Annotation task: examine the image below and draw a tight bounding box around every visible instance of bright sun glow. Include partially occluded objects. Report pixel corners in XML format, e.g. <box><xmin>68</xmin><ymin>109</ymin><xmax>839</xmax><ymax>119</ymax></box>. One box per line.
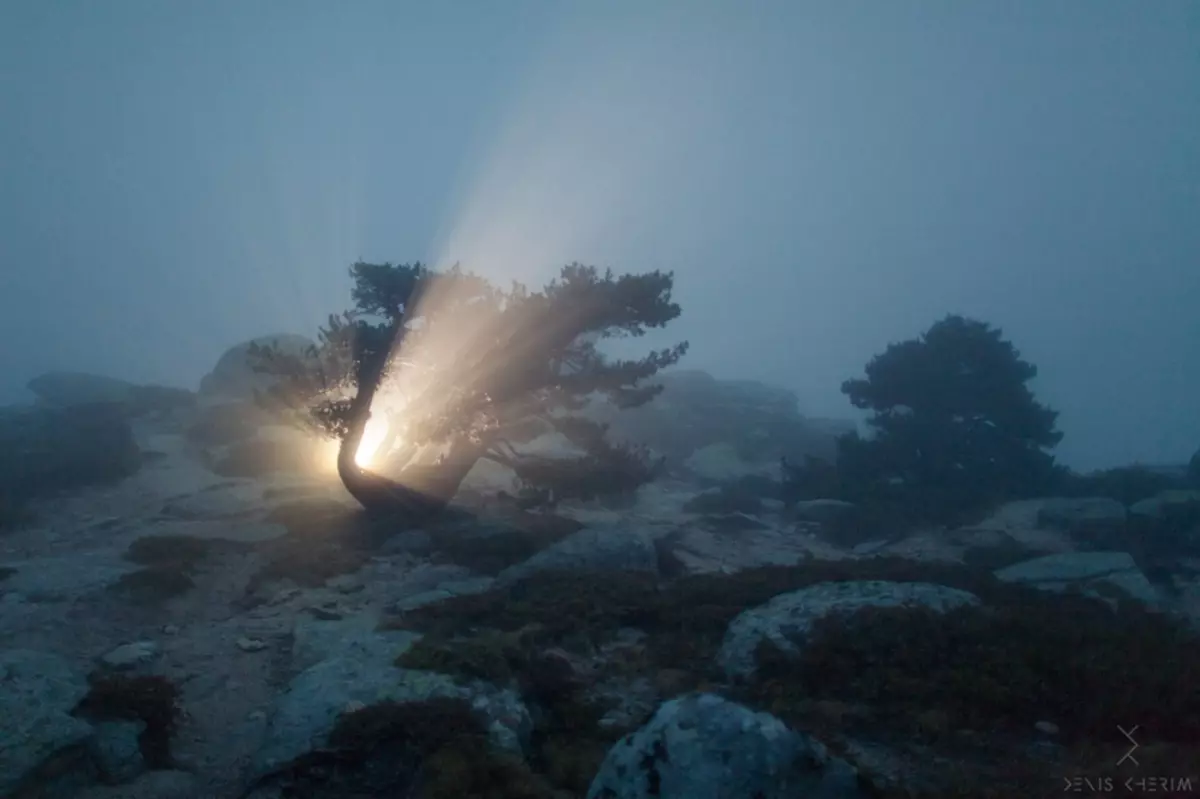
<box><xmin>355</xmin><ymin>413</ymin><xmax>391</xmax><ymax>468</ymax></box>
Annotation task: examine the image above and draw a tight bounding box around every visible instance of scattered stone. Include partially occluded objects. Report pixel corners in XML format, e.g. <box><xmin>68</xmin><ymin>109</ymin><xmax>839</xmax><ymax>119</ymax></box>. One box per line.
<box><xmin>101</xmin><ymin>641</ymin><xmax>160</xmax><ymax>670</ymax></box>
<box><xmin>306</xmin><ymin>606</ymin><xmax>344</xmax><ymax>621</ymax></box>
<box><xmin>161</xmin><ymin>625</ymin><xmax>179</xmax><ymax>635</ymax></box>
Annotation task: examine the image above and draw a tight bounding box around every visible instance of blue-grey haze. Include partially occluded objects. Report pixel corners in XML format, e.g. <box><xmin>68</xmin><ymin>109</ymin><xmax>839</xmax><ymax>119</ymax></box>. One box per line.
<box><xmin>1</xmin><ymin>0</ymin><xmax>1197</xmax><ymax>470</ymax></box>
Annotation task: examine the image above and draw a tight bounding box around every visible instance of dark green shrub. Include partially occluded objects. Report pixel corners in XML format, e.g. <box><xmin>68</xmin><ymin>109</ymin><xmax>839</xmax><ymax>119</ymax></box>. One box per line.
<box><xmin>0</xmin><ymin>403</ymin><xmax>141</xmax><ymax>507</ymax></box>
<box><xmin>759</xmin><ymin>593</ymin><xmax>1200</xmax><ymax>744</ymax></box>
<box><xmin>1058</xmin><ymin>464</ymin><xmax>1186</xmax><ymax>505</ymax></box>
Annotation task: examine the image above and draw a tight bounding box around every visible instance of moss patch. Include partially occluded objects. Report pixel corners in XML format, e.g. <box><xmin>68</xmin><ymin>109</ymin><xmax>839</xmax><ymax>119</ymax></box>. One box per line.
<box><xmin>73</xmin><ymin>674</ymin><xmax>180</xmax><ymax>768</ymax></box>
<box><xmin>397</xmin><ymin>626</ymin><xmax>541</xmax><ymax>685</ymax></box>
<box><xmin>429</xmin><ymin>511</ymin><xmax>584</xmax><ymax>575</ymax></box>
<box><xmin>107</xmin><ymin>566</ymin><xmax>195</xmax><ymax>602</ymax></box>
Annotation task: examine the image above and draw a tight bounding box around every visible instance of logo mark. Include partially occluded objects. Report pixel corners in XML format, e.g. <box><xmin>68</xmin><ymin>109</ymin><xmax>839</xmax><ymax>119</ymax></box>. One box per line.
<box><xmin>1116</xmin><ymin>725</ymin><xmax>1139</xmax><ymax>767</ymax></box>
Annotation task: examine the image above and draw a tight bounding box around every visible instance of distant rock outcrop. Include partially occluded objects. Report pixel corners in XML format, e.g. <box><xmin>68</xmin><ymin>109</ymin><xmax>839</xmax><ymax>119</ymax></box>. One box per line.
<box><xmin>586</xmin><ymin>369</ymin><xmax>854</xmax><ymax>474</ymax></box>
<box><xmin>198</xmin><ymin>333</ymin><xmax>319</xmax><ymax>399</ymax></box>
<box><xmin>26</xmin><ymin>371</ymin><xmax>195</xmax><ymax>417</ymax></box>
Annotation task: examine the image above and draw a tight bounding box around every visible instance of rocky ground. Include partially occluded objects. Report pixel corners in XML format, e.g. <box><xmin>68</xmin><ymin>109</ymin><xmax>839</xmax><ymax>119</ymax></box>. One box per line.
<box><xmin>2</xmin><ymin>404</ymin><xmax>1200</xmax><ymax>799</ymax></box>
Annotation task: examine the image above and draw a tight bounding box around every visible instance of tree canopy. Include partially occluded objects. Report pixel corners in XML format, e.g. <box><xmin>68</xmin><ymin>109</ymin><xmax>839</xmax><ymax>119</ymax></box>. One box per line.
<box><xmin>786</xmin><ymin>314</ymin><xmax>1062</xmax><ymax>524</ymax></box>
<box><xmin>252</xmin><ymin>261</ymin><xmax>687</xmax><ymax>516</ymax></box>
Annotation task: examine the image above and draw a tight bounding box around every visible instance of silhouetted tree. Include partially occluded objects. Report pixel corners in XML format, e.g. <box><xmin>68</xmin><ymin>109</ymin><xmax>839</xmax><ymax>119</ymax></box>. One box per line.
<box><xmin>786</xmin><ymin>314</ymin><xmax>1062</xmax><ymax>524</ymax></box>
<box><xmin>250</xmin><ymin>261</ymin><xmax>686</xmax><ymax>520</ymax></box>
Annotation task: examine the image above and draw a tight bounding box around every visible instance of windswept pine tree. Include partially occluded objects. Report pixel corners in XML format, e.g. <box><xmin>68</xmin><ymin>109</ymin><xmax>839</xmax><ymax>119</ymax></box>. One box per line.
<box><xmin>785</xmin><ymin>314</ymin><xmax>1063</xmax><ymax>524</ymax></box>
<box><xmin>250</xmin><ymin>261</ymin><xmax>687</xmax><ymax>520</ymax></box>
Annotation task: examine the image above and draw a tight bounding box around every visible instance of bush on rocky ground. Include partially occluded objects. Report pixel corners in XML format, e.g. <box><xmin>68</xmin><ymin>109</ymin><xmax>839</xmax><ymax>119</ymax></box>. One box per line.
<box><xmin>1056</xmin><ymin>464</ymin><xmax>1189</xmax><ymax>506</ymax></box>
<box><xmin>756</xmin><ymin>594</ymin><xmax>1200</xmax><ymax>742</ymax></box>
<box><xmin>379</xmin><ymin>556</ymin><xmax>1200</xmax><ymax>797</ymax></box>
<box><xmin>246</xmin><ymin>697</ymin><xmax>558</xmax><ymax>799</ymax></box>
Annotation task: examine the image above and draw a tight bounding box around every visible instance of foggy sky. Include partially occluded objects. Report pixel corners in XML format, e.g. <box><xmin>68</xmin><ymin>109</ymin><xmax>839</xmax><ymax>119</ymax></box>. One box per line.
<box><xmin>1</xmin><ymin>1</ymin><xmax>1197</xmax><ymax>471</ymax></box>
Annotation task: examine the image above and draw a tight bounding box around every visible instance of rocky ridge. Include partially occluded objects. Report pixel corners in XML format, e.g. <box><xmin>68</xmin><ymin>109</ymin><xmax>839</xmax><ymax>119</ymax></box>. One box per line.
<box><xmin>1</xmin><ymin>365</ymin><xmax>1199</xmax><ymax>798</ymax></box>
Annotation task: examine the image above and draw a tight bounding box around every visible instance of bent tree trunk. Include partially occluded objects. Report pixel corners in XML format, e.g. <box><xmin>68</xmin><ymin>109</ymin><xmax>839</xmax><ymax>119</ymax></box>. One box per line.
<box><xmin>335</xmin><ymin>382</ymin><xmax>484</xmax><ymax>521</ymax></box>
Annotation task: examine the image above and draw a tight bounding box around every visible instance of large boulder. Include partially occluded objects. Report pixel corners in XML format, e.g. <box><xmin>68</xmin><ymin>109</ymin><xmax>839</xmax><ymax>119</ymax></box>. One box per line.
<box><xmin>994</xmin><ymin>551</ymin><xmax>1163</xmax><ymax>608</ymax></box>
<box><xmin>717</xmin><ymin>580</ymin><xmax>980</xmax><ymax>681</ymax></box>
<box><xmin>198</xmin><ymin>334</ymin><xmax>319</xmax><ymax>399</ymax></box>
<box><xmin>1035</xmin><ymin>497</ymin><xmax>1127</xmax><ymax>539</ymax></box>
<box><xmin>0</xmin><ymin>403</ymin><xmax>141</xmax><ymax>505</ymax></box>
<box><xmin>586</xmin><ymin>693</ymin><xmax>863</xmax><ymax>799</ymax></box>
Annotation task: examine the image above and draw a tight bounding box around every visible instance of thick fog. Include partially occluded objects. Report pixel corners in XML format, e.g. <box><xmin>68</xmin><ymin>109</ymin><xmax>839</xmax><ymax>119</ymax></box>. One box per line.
<box><xmin>1</xmin><ymin>1</ymin><xmax>1197</xmax><ymax>471</ymax></box>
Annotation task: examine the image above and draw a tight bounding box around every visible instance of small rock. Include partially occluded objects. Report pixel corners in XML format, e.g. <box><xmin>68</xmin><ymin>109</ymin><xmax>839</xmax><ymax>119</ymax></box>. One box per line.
<box><xmin>1035</xmin><ymin>720</ymin><xmax>1060</xmax><ymax>736</ymax></box>
<box><xmin>307</xmin><ymin>606</ymin><xmax>344</xmax><ymax>621</ymax></box>
<box><xmin>237</xmin><ymin>637</ymin><xmax>268</xmax><ymax>653</ymax></box>
<box><xmin>248</xmin><ymin>710</ymin><xmax>267</xmax><ymax>722</ymax></box>
<box><xmin>101</xmin><ymin>641</ymin><xmax>160</xmax><ymax>670</ymax></box>
<box><xmin>161</xmin><ymin>624</ymin><xmax>180</xmax><ymax>635</ymax></box>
